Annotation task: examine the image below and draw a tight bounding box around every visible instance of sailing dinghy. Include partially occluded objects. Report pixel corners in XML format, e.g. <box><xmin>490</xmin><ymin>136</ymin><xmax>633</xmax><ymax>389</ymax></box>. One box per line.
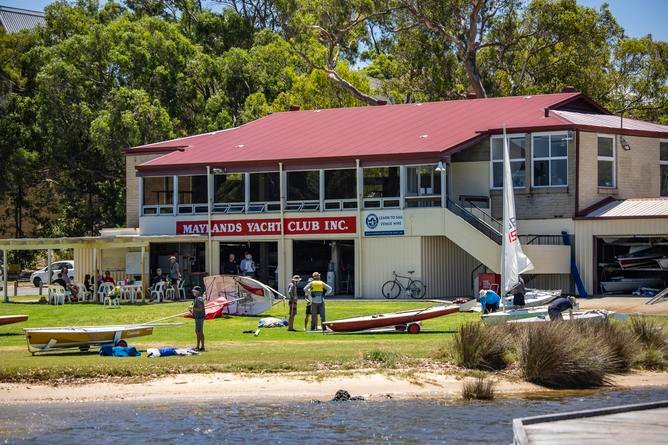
<box><xmin>24</xmin><ymin>324</ymin><xmax>158</xmax><ymax>354</ymax></box>
<box><xmin>323</xmin><ymin>305</ymin><xmax>459</xmax><ymax>334</ymax></box>
<box><xmin>0</xmin><ymin>315</ymin><xmax>28</xmax><ymax>326</ymax></box>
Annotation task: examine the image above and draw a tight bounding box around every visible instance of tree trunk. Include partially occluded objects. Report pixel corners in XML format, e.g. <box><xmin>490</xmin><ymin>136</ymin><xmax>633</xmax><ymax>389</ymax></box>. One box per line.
<box><xmin>461</xmin><ymin>50</ymin><xmax>487</xmax><ymax>98</ymax></box>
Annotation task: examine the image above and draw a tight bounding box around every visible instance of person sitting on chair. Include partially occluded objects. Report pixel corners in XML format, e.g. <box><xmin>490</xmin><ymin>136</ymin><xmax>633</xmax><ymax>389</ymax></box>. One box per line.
<box><xmin>52</xmin><ymin>273</ymin><xmax>67</xmax><ymax>288</ymax></box>
<box><xmin>151</xmin><ymin>268</ymin><xmax>163</xmax><ymax>287</ymax></box>
<box><xmin>479</xmin><ymin>289</ymin><xmax>501</xmax><ymax>314</ymax></box>
<box><xmin>102</xmin><ymin>270</ymin><xmax>115</xmax><ymax>285</ymax></box>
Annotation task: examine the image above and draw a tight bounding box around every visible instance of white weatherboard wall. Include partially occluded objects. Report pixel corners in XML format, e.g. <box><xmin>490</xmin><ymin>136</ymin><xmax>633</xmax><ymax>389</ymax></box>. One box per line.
<box><xmin>361</xmin><ymin>236</ymin><xmax>421</xmax><ymax>298</ymax></box>
<box><xmin>421</xmin><ymin>236</ymin><xmax>480</xmax><ymax>298</ymax></box>
<box><xmin>574</xmin><ymin>218</ymin><xmax>668</xmax><ymax>295</ymax></box>
<box><xmin>450</xmin><ymin>161</ymin><xmax>489</xmax><ymax>202</ymax></box>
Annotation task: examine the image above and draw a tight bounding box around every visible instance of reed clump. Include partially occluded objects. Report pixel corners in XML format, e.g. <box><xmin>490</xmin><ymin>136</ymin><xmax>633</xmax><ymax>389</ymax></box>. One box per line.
<box><xmin>452</xmin><ymin>322</ymin><xmax>511</xmax><ymax>370</ymax></box>
<box><xmin>629</xmin><ymin>317</ymin><xmax>667</xmax><ymax>370</ymax></box>
<box><xmin>461</xmin><ymin>377</ymin><xmax>495</xmax><ymax>400</ymax></box>
<box><xmin>575</xmin><ymin>321</ymin><xmax>639</xmax><ymax>373</ymax></box>
<box><xmin>516</xmin><ymin>322</ymin><xmax>619</xmax><ymax>389</ymax></box>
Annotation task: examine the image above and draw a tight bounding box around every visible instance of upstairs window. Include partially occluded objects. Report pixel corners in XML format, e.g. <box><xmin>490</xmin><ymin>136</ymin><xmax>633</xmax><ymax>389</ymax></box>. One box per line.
<box><xmin>214</xmin><ymin>173</ymin><xmax>244</xmax><ymax>203</ymax></box>
<box><xmin>249</xmin><ymin>172</ymin><xmax>279</xmax><ymax>202</ymax></box>
<box><xmin>661</xmin><ymin>141</ymin><xmax>668</xmax><ymax>197</ymax></box>
<box><xmin>597</xmin><ymin>135</ymin><xmax>616</xmax><ymax>188</ymax></box>
<box><xmin>490</xmin><ymin>135</ymin><xmax>526</xmax><ymax>189</ymax></box>
<box><xmin>143</xmin><ymin>176</ymin><xmax>173</xmax><ymax>205</ymax></box>
<box><xmin>406</xmin><ymin>166</ymin><xmax>442</xmax><ymax>196</ymax></box>
<box><xmin>178</xmin><ymin>175</ymin><xmax>207</xmax><ymax>204</ymax></box>
<box><xmin>325</xmin><ymin>169</ymin><xmax>356</xmax><ymax>200</ymax></box>
<box><xmin>287</xmin><ymin>170</ymin><xmax>319</xmax><ymax>201</ymax></box>
<box><xmin>532</xmin><ymin>133</ymin><xmax>569</xmax><ymax>187</ymax></box>
<box><xmin>363</xmin><ymin>167</ymin><xmax>400</xmax><ymax>198</ymax></box>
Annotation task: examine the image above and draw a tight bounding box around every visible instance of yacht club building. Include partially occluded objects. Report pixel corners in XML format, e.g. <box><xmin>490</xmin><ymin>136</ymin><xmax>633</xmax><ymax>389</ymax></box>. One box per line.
<box><xmin>2</xmin><ymin>90</ymin><xmax>667</xmax><ymax>298</ymax></box>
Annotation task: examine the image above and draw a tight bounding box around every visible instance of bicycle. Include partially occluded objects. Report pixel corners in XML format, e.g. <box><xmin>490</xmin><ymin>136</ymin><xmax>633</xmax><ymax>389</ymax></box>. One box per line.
<box><xmin>381</xmin><ymin>270</ymin><xmax>426</xmax><ymax>299</ymax></box>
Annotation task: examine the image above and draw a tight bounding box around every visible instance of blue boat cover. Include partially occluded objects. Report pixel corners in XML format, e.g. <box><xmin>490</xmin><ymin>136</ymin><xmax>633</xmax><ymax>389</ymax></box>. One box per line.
<box><xmin>99</xmin><ymin>346</ymin><xmax>141</xmax><ymax>357</ymax></box>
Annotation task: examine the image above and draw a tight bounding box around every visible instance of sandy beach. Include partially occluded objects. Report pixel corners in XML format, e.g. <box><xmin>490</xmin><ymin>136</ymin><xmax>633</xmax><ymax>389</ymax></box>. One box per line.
<box><xmin>1</xmin><ymin>370</ymin><xmax>667</xmax><ymax>405</ymax></box>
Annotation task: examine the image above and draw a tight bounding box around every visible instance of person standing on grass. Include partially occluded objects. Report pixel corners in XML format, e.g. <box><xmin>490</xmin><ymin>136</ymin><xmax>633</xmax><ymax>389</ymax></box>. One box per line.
<box><xmin>168</xmin><ymin>256</ymin><xmax>181</xmax><ymax>289</ymax></box>
<box><xmin>191</xmin><ymin>286</ymin><xmax>206</xmax><ymax>351</ymax></box>
<box><xmin>547</xmin><ymin>296</ymin><xmax>576</xmax><ymax>321</ymax></box>
<box><xmin>479</xmin><ymin>289</ymin><xmax>501</xmax><ymax>314</ymax></box>
<box><xmin>286</xmin><ymin>275</ymin><xmax>301</xmax><ymax>331</ymax></box>
<box><xmin>303</xmin><ymin>272</ymin><xmax>332</xmax><ymax>331</ymax></box>
<box><xmin>304</xmin><ymin>277</ymin><xmax>313</xmax><ymax>331</ymax></box>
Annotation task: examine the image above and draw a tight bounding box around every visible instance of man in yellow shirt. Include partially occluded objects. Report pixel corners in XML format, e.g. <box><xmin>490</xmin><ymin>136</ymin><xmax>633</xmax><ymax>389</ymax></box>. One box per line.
<box><xmin>302</xmin><ymin>272</ymin><xmax>333</xmax><ymax>331</ymax></box>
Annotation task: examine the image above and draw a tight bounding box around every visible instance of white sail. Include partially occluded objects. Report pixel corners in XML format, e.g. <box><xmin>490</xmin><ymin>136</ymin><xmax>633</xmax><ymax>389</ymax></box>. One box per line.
<box><xmin>501</xmin><ymin>127</ymin><xmax>534</xmax><ymax>293</ymax></box>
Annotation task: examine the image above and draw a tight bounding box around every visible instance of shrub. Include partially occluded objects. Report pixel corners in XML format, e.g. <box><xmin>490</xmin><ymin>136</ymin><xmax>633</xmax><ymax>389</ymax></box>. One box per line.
<box><xmin>462</xmin><ymin>377</ymin><xmax>495</xmax><ymax>400</ymax></box>
<box><xmin>635</xmin><ymin>347</ymin><xmax>666</xmax><ymax>371</ymax></box>
<box><xmin>452</xmin><ymin>322</ymin><xmax>511</xmax><ymax>370</ymax></box>
<box><xmin>517</xmin><ymin>322</ymin><xmax>619</xmax><ymax>389</ymax></box>
<box><xmin>630</xmin><ymin>317</ymin><xmax>667</xmax><ymax>351</ymax></box>
<box><xmin>576</xmin><ymin>321</ymin><xmax>639</xmax><ymax>373</ymax></box>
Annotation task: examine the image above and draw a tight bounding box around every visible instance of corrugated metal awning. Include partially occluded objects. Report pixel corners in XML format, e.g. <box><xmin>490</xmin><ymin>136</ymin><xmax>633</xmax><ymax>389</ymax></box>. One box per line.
<box><xmin>585</xmin><ymin>198</ymin><xmax>668</xmax><ymax>218</ymax></box>
<box><xmin>0</xmin><ymin>5</ymin><xmax>45</xmax><ymax>33</ymax></box>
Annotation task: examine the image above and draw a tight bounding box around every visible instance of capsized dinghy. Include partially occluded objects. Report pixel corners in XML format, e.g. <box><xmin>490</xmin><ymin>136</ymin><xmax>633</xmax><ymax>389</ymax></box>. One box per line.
<box><xmin>24</xmin><ymin>324</ymin><xmax>156</xmax><ymax>354</ymax></box>
<box><xmin>0</xmin><ymin>314</ymin><xmax>28</xmax><ymax>326</ymax></box>
<box><xmin>323</xmin><ymin>305</ymin><xmax>459</xmax><ymax>334</ymax></box>
<box><xmin>202</xmin><ymin>275</ymin><xmax>282</xmax><ymax>316</ymax></box>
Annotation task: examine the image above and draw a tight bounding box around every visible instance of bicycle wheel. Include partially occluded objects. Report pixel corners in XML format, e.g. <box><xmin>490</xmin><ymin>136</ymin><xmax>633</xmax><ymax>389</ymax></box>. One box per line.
<box><xmin>382</xmin><ymin>280</ymin><xmax>401</xmax><ymax>299</ymax></box>
<box><xmin>407</xmin><ymin>280</ymin><xmax>426</xmax><ymax>299</ymax></box>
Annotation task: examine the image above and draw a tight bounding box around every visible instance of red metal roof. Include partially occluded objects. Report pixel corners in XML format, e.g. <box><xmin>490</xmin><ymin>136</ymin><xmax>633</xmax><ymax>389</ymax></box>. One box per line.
<box><xmin>134</xmin><ymin>93</ymin><xmax>597</xmax><ymax>172</ymax></box>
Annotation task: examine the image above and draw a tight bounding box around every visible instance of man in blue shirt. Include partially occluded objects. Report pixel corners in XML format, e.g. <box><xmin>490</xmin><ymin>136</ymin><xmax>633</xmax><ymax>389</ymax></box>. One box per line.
<box><xmin>479</xmin><ymin>289</ymin><xmax>501</xmax><ymax>314</ymax></box>
<box><xmin>548</xmin><ymin>296</ymin><xmax>576</xmax><ymax>321</ymax></box>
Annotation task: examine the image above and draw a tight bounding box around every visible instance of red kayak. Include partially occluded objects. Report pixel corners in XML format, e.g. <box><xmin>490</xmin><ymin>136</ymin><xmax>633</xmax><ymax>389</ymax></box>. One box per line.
<box><xmin>0</xmin><ymin>315</ymin><xmax>28</xmax><ymax>326</ymax></box>
<box><xmin>323</xmin><ymin>305</ymin><xmax>459</xmax><ymax>333</ymax></box>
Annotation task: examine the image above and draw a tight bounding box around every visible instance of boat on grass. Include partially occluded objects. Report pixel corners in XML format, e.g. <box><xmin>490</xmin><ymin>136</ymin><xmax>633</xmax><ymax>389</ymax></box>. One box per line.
<box><xmin>482</xmin><ymin>307</ymin><xmax>549</xmax><ymax>325</ymax></box>
<box><xmin>323</xmin><ymin>305</ymin><xmax>459</xmax><ymax>334</ymax></box>
<box><xmin>0</xmin><ymin>314</ymin><xmax>28</xmax><ymax>326</ymax></box>
<box><xmin>24</xmin><ymin>324</ymin><xmax>158</xmax><ymax>354</ymax></box>
<box><xmin>509</xmin><ymin>309</ymin><xmax>614</xmax><ymax>324</ymax></box>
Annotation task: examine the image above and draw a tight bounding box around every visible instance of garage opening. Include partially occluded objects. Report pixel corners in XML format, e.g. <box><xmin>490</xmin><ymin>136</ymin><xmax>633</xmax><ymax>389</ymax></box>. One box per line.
<box><xmin>293</xmin><ymin>240</ymin><xmax>354</xmax><ymax>295</ymax></box>
<box><xmin>595</xmin><ymin>236</ymin><xmax>668</xmax><ymax>295</ymax></box>
<box><xmin>219</xmin><ymin>242</ymin><xmax>278</xmax><ymax>288</ymax></box>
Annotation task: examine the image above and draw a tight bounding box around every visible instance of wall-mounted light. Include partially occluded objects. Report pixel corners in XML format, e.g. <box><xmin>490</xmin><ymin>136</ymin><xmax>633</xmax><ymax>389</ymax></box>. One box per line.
<box><xmin>211</xmin><ymin>167</ymin><xmax>224</xmax><ymax>174</ymax></box>
<box><xmin>620</xmin><ymin>136</ymin><xmax>631</xmax><ymax>151</ymax></box>
<box><xmin>435</xmin><ymin>161</ymin><xmax>446</xmax><ymax>172</ymax></box>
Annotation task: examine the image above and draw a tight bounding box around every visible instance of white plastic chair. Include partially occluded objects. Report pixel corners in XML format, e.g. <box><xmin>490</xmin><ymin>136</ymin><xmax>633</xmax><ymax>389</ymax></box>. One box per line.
<box><xmin>164</xmin><ymin>283</ymin><xmax>176</xmax><ymax>301</ymax></box>
<box><xmin>98</xmin><ymin>282</ymin><xmax>116</xmax><ymax>307</ymax></box>
<box><xmin>120</xmin><ymin>284</ymin><xmax>134</xmax><ymax>303</ymax></box>
<box><xmin>130</xmin><ymin>281</ymin><xmax>142</xmax><ymax>304</ymax></box>
<box><xmin>178</xmin><ymin>281</ymin><xmax>187</xmax><ymax>301</ymax></box>
<box><xmin>74</xmin><ymin>282</ymin><xmax>91</xmax><ymax>302</ymax></box>
<box><xmin>150</xmin><ymin>282</ymin><xmax>165</xmax><ymax>303</ymax></box>
<box><xmin>48</xmin><ymin>285</ymin><xmax>65</xmax><ymax>305</ymax></box>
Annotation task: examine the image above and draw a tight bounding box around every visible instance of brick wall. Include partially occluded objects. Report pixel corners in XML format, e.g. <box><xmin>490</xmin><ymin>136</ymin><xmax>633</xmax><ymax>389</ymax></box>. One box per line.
<box><xmin>578</xmin><ymin>132</ymin><xmax>661</xmax><ymax>211</ymax></box>
<box><xmin>125</xmin><ymin>153</ymin><xmax>165</xmax><ymax>228</ymax></box>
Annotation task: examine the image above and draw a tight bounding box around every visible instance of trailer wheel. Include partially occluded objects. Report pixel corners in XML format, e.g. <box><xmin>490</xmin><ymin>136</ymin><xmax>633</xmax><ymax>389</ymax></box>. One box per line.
<box><xmin>407</xmin><ymin>323</ymin><xmax>421</xmax><ymax>334</ymax></box>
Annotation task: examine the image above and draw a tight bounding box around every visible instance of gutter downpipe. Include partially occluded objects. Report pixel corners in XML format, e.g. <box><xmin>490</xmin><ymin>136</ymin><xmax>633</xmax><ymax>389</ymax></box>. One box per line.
<box><xmin>356</xmin><ymin>159</ymin><xmax>362</xmax><ymax>299</ymax></box>
<box><xmin>575</xmin><ymin>130</ymin><xmax>580</xmax><ymax>216</ymax></box>
<box><xmin>279</xmin><ymin>162</ymin><xmax>286</xmax><ymax>293</ymax></box>
<box><xmin>207</xmin><ymin>165</ymin><xmax>212</xmax><ymax>276</ymax></box>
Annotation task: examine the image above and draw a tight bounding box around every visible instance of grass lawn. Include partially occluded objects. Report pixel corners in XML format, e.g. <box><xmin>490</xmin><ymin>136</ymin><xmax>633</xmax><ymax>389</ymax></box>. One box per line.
<box><xmin>0</xmin><ymin>299</ymin><xmax>477</xmax><ymax>382</ymax></box>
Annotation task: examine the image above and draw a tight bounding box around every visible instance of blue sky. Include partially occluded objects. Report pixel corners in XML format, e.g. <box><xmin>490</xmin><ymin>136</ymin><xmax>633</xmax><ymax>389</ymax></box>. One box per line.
<box><xmin>3</xmin><ymin>0</ymin><xmax>667</xmax><ymax>41</ymax></box>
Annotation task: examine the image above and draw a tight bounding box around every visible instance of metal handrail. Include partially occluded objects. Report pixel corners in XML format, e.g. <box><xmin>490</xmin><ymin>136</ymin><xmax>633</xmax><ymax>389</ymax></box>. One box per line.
<box><xmin>446</xmin><ymin>198</ymin><xmax>502</xmax><ymax>244</ymax></box>
<box><xmin>461</xmin><ymin>197</ymin><xmax>502</xmax><ymax>232</ymax></box>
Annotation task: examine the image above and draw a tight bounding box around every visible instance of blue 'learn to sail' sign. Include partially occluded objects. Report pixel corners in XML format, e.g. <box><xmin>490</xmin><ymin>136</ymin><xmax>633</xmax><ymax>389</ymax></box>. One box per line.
<box><xmin>363</xmin><ymin>210</ymin><xmax>404</xmax><ymax>236</ymax></box>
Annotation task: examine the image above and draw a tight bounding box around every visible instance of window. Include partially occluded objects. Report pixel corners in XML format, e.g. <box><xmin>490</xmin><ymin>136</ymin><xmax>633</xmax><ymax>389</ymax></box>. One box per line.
<box><xmin>287</xmin><ymin>170</ymin><xmax>319</xmax><ymax>201</ymax></box>
<box><xmin>249</xmin><ymin>172</ymin><xmax>279</xmax><ymax>202</ymax></box>
<box><xmin>661</xmin><ymin>141</ymin><xmax>668</xmax><ymax>197</ymax></box>
<box><xmin>325</xmin><ymin>169</ymin><xmax>356</xmax><ymax>199</ymax></box>
<box><xmin>490</xmin><ymin>135</ymin><xmax>526</xmax><ymax>188</ymax></box>
<box><xmin>532</xmin><ymin>133</ymin><xmax>569</xmax><ymax>187</ymax></box>
<box><xmin>597</xmin><ymin>136</ymin><xmax>615</xmax><ymax>188</ymax></box>
<box><xmin>178</xmin><ymin>175</ymin><xmax>207</xmax><ymax>204</ymax></box>
<box><xmin>143</xmin><ymin>176</ymin><xmax>173</xmax><ymax>205</ymax></box>
<box><xmin>406</xmin><ymin>166</ymin><xmax>442</xmax><ymax>196</ymax></box>
<box><xmin>214</xmin><ymin>173</ymin><xmax>244</xmax><ymax>203</ymax></box>
<box><xmin>363</xmin><ymin>167</ymin><xmax>400</xmax><ymax>198</ymax></box>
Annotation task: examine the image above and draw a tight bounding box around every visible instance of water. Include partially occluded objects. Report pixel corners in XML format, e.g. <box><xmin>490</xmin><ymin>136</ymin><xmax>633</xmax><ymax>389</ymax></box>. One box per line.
<box><xmin>1</xmin><ymin>387</ymin><xmax>667</xmax><ymax>444</ymax></box>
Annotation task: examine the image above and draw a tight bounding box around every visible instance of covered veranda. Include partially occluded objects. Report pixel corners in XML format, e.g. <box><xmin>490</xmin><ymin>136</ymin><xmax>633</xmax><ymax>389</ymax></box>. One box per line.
<box><xmin>0</xmin><ymin>232</ymin><xmax>210</xmax><ymax>303</ymax></box>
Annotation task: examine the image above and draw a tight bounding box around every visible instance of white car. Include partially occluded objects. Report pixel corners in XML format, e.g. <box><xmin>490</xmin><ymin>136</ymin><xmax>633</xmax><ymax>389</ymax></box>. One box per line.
<box><xmin>30</xmin><ymin>261</ymin><xmax>75</xmax><ymax>287</ymax></box>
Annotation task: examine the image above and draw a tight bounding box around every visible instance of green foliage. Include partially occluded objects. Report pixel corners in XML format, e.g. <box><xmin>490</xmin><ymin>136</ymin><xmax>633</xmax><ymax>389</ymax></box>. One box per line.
<box><xmin>363</xmin><ymin>349</ymin><xmax>401</xmax><ymax>367</ymax></box>
<box><xmin>630</xmin><ymin>316</ymin><xmax>667</xmax><ymax>351</ymax></box>
<box><xmin>635</xmin><ymin>347</ymin><xmax>666</xmax><ymax>371</ymax></box>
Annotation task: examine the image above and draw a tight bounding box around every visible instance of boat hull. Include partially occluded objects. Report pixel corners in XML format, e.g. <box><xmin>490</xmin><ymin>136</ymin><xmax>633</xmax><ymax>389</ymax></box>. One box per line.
<box><xmin>482</xmin><ymin>307</ymin><xmax>549</xmax><ymax>325</ymax></box>
<box><xmin>323</xmin><ymin>305</ymin><xmax>459</xmax><ymax>332</ymax></box>
<box><xmin>601</xmin><ymin>278</ymin><xmax>663</xmax><ymax>294</ymax></box>
<box><xmin>0</xmin><ymin>315</ymin><xmax>28</xmax><ymax>326</ymax></box>
<box><xmin>24</xmin><ymin>325</ymin><xmax>154</xmax><ymax>351</ymax></box>
<box><xmin>509</xmin><ymin>310</ymin><xmax>611</xmax><ymax>324</ymax></box>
